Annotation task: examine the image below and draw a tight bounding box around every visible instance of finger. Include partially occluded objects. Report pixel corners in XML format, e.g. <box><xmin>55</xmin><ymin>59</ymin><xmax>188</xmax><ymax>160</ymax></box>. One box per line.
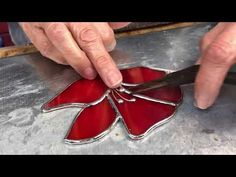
<box><xmin>68</xmin><ymin>23</ymin><xmax>122</xmax><ymax>88</ymax></box>
<box><xmin>20</xmin><ymin>23</ymin><xmax>67</xmax><ymax>65</ymax></box>
<box><xmin>43</xmin><ymin>22</ymin><xmax>97</xmax><ymax>79</ymax></box>
<box><xmin>200</xmin><ymin>23</ymin><xmax>226</xmax><ymax>52</ymax></box>
<box><xmin>109</xmin><ymin>22</ymin><xmax>131</xmax><ymax>29</ymax></box>
<box><xmin>197</xmin><ymin>23</ymin><xmax>227</xmax><ymax>64</ymax></box>
<box><xmin>195</xmin><ymin>25</ymin><xmax>236</xmax><ymax>109</ymax></box>
<box><xmin>92</xmin><ymin>22</ymin><xmax>116</xmax><ymax>51</ymax></box>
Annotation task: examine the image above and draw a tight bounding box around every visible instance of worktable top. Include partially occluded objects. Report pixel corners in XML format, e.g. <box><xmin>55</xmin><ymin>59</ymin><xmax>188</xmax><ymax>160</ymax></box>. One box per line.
<box><xmin>1</xmin><ymin>23</ymin><xmax>236</xmax><ymax>154</ymax></box>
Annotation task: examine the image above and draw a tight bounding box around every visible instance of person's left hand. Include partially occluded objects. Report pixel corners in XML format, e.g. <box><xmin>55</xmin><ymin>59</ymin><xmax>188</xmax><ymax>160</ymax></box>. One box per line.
<box><xmin>20</xmin><ymin>22</ymin><xmax>130</xmax><ymax>88</ymax></box>
<box><xmin>195</xmin><ymin>22</ymin><xmax>236</xmax><ymax>109</ymax></box>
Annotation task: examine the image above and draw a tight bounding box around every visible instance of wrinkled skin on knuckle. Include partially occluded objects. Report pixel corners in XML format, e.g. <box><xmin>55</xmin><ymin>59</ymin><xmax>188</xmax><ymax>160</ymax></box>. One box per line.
<box><xmin>45</xmin><ymin>23</ymin><xmax>66</xmax><ymax>40</ymax></box>
<box><xmin>205</xmin><ymin>40</ymin><xmax>235</xmax><ymax>66</ymax></box>
<box><xmin>79</xmin><ymin>27</ymin><xmax>100</xmax><ymax>47</ymax></box>
<box><xmin>93</xmin><ymin>55</ymin><xmax>111</xmax><ymax>69</ymax></box>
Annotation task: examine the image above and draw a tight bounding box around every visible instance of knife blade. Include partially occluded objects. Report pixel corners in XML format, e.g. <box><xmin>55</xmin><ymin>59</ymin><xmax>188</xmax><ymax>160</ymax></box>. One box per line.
<box><xmin>129</xmin><ymin>64</ymin><xmax>236</xmax><ymax>94</ymax></box>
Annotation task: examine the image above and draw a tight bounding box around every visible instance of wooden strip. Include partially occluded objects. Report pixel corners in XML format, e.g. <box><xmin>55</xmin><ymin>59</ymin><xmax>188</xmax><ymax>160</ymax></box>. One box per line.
<box><xmin>115</xmin><ymin>22</ymin><xmax>201</xmax><ymax>38</ymax></box>
<box><xmin>0</xmin><ymin>44</ymin><xmax>38</xmax><ymax>59</ymax></box>
<box><xmin>0</xmin><ymin>22</ymin><xmax>200</xmax><ymax>60</ymax></box>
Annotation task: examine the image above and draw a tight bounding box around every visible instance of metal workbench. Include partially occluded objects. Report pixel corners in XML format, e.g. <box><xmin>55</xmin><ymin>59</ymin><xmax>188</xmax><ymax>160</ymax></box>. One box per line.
<box><xmin>1</xmin><ymin>23</ymin><xmax>236</xmax><ymax>154</ymax></box>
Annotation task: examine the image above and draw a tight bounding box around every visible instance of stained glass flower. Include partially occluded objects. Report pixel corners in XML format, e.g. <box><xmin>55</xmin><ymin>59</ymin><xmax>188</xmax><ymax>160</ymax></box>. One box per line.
<box><xmin>41</xmin><ymin>66</ymin><xmax>182</xmax><ymax>145</ymax></box>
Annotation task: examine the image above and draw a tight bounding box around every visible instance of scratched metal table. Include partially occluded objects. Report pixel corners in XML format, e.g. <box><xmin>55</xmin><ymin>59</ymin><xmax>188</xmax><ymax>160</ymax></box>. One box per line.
<box><xmin>1</xmin><ymin>23</ymin><xmax>236</xmax><ymax>154</ymax></box>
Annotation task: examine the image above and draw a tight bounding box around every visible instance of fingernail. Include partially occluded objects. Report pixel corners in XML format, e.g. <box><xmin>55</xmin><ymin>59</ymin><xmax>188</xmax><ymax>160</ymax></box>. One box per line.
<box><xmin>106</xmin><ymin>70</ymin><xmax>122</xmax><ymax>88</ymax></box>
<box><xmin>195</xmin><ymin>92</ymin><xmax>215</xmax><ymax>109</ymax></box>
<box><xmin>106</xmin><ymin>40</ymin><xmax>116</xmax><ymax>52</ymax></box>
<box><xmin>84</xmin><ymin>67</ymin><xmax>96</xmax><ymax>79</ymax></box>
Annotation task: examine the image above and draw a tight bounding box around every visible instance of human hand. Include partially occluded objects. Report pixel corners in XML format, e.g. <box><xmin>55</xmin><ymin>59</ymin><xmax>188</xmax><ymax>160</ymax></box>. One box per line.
<box><xmin>20</xmin><ymin>22</ymin><xmax>130</xmax><ymax>88</ymax></box>
<box><xmin>195</xmin><ymin>22</ymin><xmax>236</xmax><ymax>109</ymax></box>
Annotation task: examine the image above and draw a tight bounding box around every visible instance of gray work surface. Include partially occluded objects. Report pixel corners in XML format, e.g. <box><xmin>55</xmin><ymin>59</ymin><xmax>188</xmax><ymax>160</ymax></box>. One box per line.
<box><xmin>1</xmin><ymin>23</ymin><xmax>236</xmax><ymax>154</ymax></box>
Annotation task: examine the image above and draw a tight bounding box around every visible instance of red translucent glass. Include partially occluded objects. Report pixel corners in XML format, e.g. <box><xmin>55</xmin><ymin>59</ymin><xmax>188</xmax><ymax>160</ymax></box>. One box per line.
<box><xmin>142</xmin><ymin>87</ymin><xmax>182</xmax><ymax>103</ymax></box>
<box><xmin>115</xmin><ymin>96</ymin><xmax>175</xmax><ymax>136</ymax></box>
<box><xmin>42</xmin><ymin>66</ymin><xmax>182</xmax><ymax>144</ymax></box>
<box><xmin>42</xmin><ymin>77</ymin><xmax>107</xmax><ymax>110</ymax></box>
<box><xmin>121</xmin><ymin>67</ymin><xmax>166</xmax><ymax>84</ymax></box>
<box><xmin>66</xmin><ymin>99</ymin><xmax>117</xmax><ymax>141</ymax></box>
<box><xmin>121</xmin><ymin>67</ymin><xmax>182</xmax><ymax>103</ymax></box>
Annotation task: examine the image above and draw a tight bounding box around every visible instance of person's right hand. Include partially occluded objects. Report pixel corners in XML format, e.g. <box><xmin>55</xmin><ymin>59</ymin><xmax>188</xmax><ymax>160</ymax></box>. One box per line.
<box><xmin>20</xmin><ymin>22</ymin><xmax>130</xmax><ymax>88</ymax></box>
<box><xmin>195</xmin><ymin>22</ymin><xmax>236</xmax><ymax>109</ymax></box>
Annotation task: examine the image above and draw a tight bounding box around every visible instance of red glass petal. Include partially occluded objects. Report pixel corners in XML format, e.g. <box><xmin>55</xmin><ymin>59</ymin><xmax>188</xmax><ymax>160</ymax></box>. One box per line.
<box><xmin>121</xmin><ymin>67</ymin><xmax>182</xmax><ymax>104</ymax></box>
<box><xmin>42</xmin><ymin>66</ymin><xmax>183</xmax><ymax>144</ymax></box>
<box><xmin>42</xmin><ymin>77</ymin><xmax>107</xmax><ymax>110</ymax></box>
<box><xmin>135</xmin><ymin>87</ymin><xmax>182</xmax><ymax>104</ymax></box>
<box><xmin>113</xmin><ymin>94</ymin><xmax>176</xmax><ymax>138</ymax></box>
<box><xmin>65</xmin><ymin>98</ymin><xmax>117</xmax><ymax>144</ymax></box>
<box><xmin>121</xmin><ymin>67</ymin><xmax>166</xmax><ymax>84</ymax></box>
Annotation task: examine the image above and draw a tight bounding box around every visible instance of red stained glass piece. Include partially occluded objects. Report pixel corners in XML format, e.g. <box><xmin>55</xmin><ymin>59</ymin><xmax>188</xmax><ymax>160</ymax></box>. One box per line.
<box><xmin>43</xmin><ymin>66</ymin><xmax>183</xmax><ymax>143</ymax></box>
<box><xmin>121</xmin><ymin>67</ymin><xmax>166</xmax><ymax>84</ymax></box>
<box><xmin>121</xmin><ymin>67</ymin><xmax>182</xmax><ymax>103</ymax></box>
<box><xmin>113</xmin><ymin>93</ymin><xmax>176</xmax><ymax>137</ymax></box>
<box><xmin>141</xmin><ymin>87</ymin><xmax>182</xmax><ymax>103</ymax></box>
<box><xmin>42</xmin><ymin>77</ymin><xmax>107</xmax><ymax>110</ymax></box>
<box><xmin>66</xmin><ymin>98</ymin><xmax>117</xmax><ymax>142</ymax></box>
